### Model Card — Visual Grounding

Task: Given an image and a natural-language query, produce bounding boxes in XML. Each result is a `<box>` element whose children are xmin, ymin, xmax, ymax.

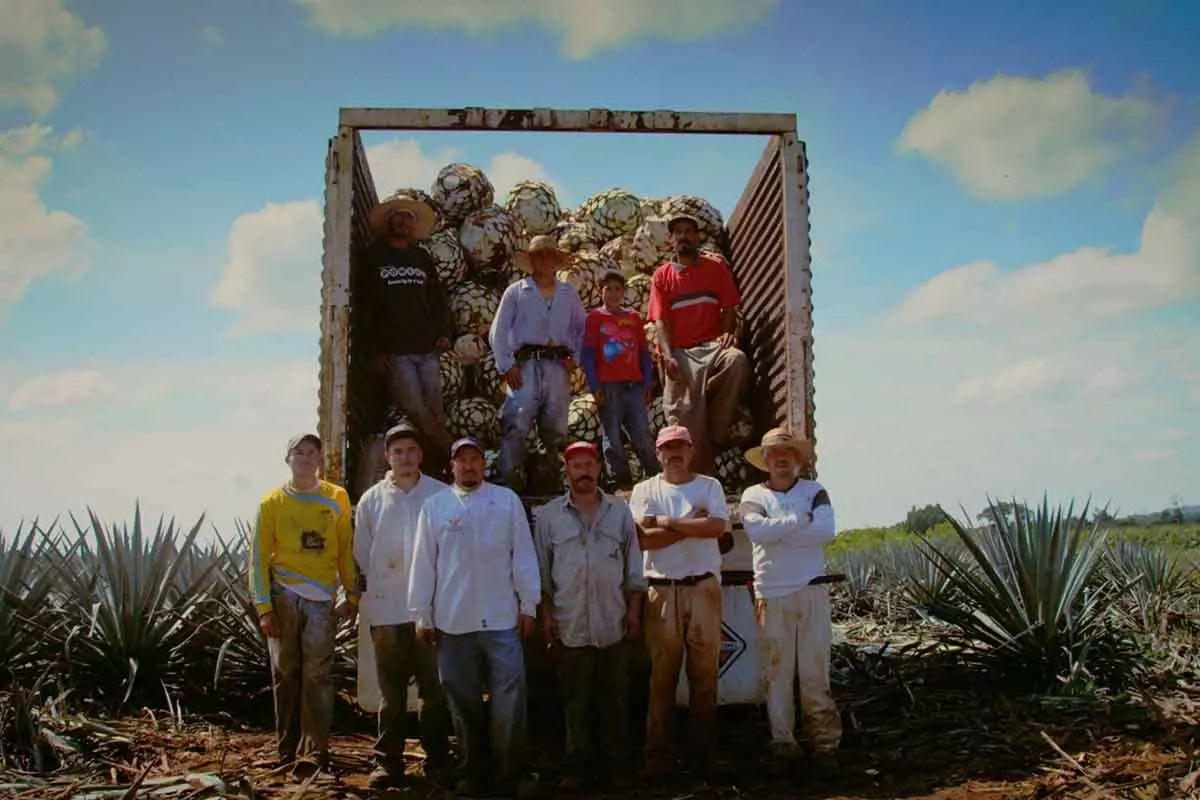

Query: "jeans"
<box><xmin>387</xmin><ymin>353</ymin><xmax>452</xmax><ymax>473</ymax></box>
<box><xmin>643</xmin><ymin>575</ymin><xmax>722</xmax><ymax>762</ymax></box>
<box><xmin>436</xmin><ymin>628</ymin><xmax>529</xmax><ymax>787</ymax></box>
<box><xmin>598</xmin><ymin>382</ymin><xmax>659</xmax><ymax>488</ymax></box>
<box><xmin>756</xmin><ymin>586</ymin><xmax>842</xmax><ymax>752</ymax></box>
<box><xmin>268</xmin><ymin>584</ymin><xmax>336</xmax><ymax>762</ymax></box>
<box><xmin>556</xmin><ymin>641</ymin><xmax>630</xmax><ymax>779</ymax></box>
<box><xmin>370</xmin><ymin>623</ymin><xmax>453</xmax><ymax>770</ymax></box>
<box><xmin>498</xmin><ymin>359</ymin><xmax>570</xmax><ymax>489</ymax></box>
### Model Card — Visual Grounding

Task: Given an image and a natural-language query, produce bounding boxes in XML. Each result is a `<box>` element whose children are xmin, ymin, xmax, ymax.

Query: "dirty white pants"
<box><xmin>755</xmin><ymin>585</ymin><xmax>842</xmax><ymax>752</ymax></box>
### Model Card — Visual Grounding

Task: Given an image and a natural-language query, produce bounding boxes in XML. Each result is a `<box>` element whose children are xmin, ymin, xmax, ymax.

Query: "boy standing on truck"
<box><xmin>648</xmin><ymin>213</ymin><xmax>750</xmax><ymax>476</ymax></box>
<box><xmin>489</xmin><ymin>234</ymin><xmax>587</xmax><ymax>493</ymax></box>
<box><xmin>580</xmin><ymin>269</ymin><xmax>660</xmax><ymax>491</ymax></box>
<box><xmin>408</xmin><ymin>437</ymin><xmax>542</xmax><ymax>797</ymax></box>
<box><xmin>249</xmin><ymin>433</ymin><xmax>360</xmax><ymax>772</ymax></box>
<box><xmin>740</xmin><ymin>428</ymin><xmax>842</xmax><ymax>778</ymax></box>
<box><xmin>365</xmin><ymin>191</ymin><xmax>455</xmax><ymax>476</ymax></box>
<box><xmin>353</xmin><ymin>422</ymin><xmax>453</xmax><ymax>790</ymax></box>
<box><xmin>534</xmin><ymin>441</ymin><xmax>646</xmax><ymax>791</ymax></box>
<box><xmin>628</xmin><ymin>425</ymin><xmax>729</xmax><ymax>780</ymax></box>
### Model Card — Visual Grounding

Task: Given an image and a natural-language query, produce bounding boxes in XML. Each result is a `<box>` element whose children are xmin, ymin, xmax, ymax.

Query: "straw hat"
<box><xmin>369</xmin><ymin>191</ymin><xmax>437</xmax><ymax>242</ymax></box>
<box><xmin>515</xmin><ymin>234</ymin><xmax>572</xmax><ymax>271</ymax></box>
<box><xmin>745</xmin><ymin>427</ymin><xmax>815</xmax><ymax>472</ymax></box>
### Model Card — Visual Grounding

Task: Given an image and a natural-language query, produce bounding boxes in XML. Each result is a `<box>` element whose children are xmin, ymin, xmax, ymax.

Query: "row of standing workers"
<box><xmin>247</xmin><ymin>191</ymin><xmax>842</xmax><ymax>796</ymax></box>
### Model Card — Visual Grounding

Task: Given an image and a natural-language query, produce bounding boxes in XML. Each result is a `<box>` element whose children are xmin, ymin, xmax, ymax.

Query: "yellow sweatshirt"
<box><xmin>249</xmin><ymin>480</ymin><xmax>359</xmax><ymax>616</ymax></box>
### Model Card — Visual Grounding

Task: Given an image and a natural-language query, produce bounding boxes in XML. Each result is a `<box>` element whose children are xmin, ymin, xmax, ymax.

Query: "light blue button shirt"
<box><xmin>489</xmin><ymin>278</ymin><xmax>587</xmax><ymax>373</ymax></box>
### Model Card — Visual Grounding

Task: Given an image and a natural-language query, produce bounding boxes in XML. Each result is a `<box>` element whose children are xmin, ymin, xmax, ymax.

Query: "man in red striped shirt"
<box><xmin>647</xmin><ymin>214</ymin><xmax>750</xmax><ymax>476</ymax></box>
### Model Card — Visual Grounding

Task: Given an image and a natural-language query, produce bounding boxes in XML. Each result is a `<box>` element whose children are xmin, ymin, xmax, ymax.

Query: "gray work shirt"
<box><xmin>534</xmin><ymin>491</ymin><xmax>647</xmax><ymax>649</ymax></box>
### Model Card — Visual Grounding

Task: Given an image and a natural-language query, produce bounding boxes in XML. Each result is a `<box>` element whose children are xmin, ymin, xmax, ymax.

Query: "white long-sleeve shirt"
<box><xmin>408</xmin><ymin>481</ymin><xmax>541</xmax><ymax>635</ymax></box>
<box><xmin>353</xmin><ymin>472</ymin><xmax>448</xmax><ymax>627</ymax></box>
<box><xmin>739</xmin><ymin>479</ymin><xmax>837</xmax><ymax>599</ymax></box>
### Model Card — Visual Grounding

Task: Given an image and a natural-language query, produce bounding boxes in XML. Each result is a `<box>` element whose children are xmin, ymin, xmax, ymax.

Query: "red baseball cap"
<box><xmin>563</xmin><ymin>441</ymin><xmax>599</xmax><ymax>460</ymax></box>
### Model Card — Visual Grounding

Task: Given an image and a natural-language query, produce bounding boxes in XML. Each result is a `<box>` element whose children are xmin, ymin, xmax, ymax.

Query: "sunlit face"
<box><xmin>763</xmin><ymin>446</ymin><xmax>801</xmax><ymax>482</ymax></box>
<box><xmin>388</xmin><ymin>210</ymin><xmax>415</xmax><ymax>240</ymax></box>
<box><xmin>529</xmin><ymin>249</ymin><xmax>560</xmax><ymax>277</ymax></box>
<box><xmin>565</xmin><ymin>453</ymin><xmax>600</xmax><ymax>493</ymax></box>
<box><xmin>601</xmin><ymin>279</ymin><xmax>625</xmax><ymax>309</ymax></box>
<box><xmin>656</xmin><ymin>439</ymin><xmax>693</xmax><ymax>471</ymax></box>
<box><xmin>386</xmin><ymin>436</ymin><xmax>422</xmax><ymax>477</ymax></box>
<box><xmin>669</xmin><ymin>220</ymin><xmax>700</xmax><ymax>257</ymax></box>
<box><xmin>287</xmin><ymin>440</ymin><xmax>322</xmax><ymax>482</ymax></box>
<box><xmin>451</xmin><ymin>446</ymin><xmax>485</xmax><ymax>488</ymax></box>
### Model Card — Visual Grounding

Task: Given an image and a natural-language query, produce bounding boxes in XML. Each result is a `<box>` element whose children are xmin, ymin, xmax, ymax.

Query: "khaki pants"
<box><xmin>663</xmin><ymin>340</ymin><xmax>750</xmax><ymax>475</ymax></box>
<box><xmin>370</xmin><ymin>623</ymin><xmax>452</xmax><ymax>771</ymax></box>
<box><xmin>643</xmin><ymin>575</ymin><xmax>722</xmax><ymax>760</ymax></box>
<box><xmin>755</xmin><ymin>586</ymin><xmax>842</xmax><ymax>753</ymax></box>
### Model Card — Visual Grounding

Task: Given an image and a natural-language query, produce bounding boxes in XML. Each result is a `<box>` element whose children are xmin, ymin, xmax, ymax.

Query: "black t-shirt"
<box><xmin>365</xmin><ymin>243</ymin><xmax>453</xmax><ymax>355</ymax></box>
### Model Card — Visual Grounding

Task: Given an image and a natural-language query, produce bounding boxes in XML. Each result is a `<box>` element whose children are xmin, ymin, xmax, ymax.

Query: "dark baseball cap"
<box><xmin>384</xmin><ymin>421</ymin><xmax>422</xmax><ymax>447</ymax></box>
<box><xmin>286</xmin><ymin>433</ymin><xmax>322</xmax><ymax>455</ymax></box>
<box><xmin>450</xmin><ymin>437</ymin><xmax>484</xmax><ymax>459</ymax></box>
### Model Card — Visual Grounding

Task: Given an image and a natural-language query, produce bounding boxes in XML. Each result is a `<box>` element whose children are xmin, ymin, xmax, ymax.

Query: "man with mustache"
<box><xmin>647</xmin><ymin>213</ymin><xmax>750</xmax><ymax>476</ymax></box>
<box><xmin>628</xmin><ymin>425</ymin><xmax>729</xmax><ymax>779</ymax></box>
<box><xmin>533</xmin><ymin>441</ymin><xmax>646</xmax><ymax>791</ymax></box>
<box><xmin>408</xmin><ymin>437</ymin><xmax>541</xmax><ymax>798</ymax></box>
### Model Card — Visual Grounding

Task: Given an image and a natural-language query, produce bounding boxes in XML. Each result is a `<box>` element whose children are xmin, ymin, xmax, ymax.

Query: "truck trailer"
<box><xmin>317</xmin><ymin>106</ymin><xmax>818</xmax><ymax>710</ymax></box>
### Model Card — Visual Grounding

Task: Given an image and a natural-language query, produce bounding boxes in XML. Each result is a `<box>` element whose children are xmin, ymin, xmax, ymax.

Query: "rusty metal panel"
<box><xmin>319</xmin><ymin>129</ymin><xmax>354</xmax><ymax>485</ymax></box>
<box><xmin>340</xmin><ymin>106</ymin><xmax>796</xmax><ymax>135</ymax></box>
<box><xmin>727</xmin><ymin>136</ymin><xmax>789</xmax><ymax>448</ymax></box>
<box><xmin>778</xmin><ymin>134</ymin><xmax>816</xmax><ymax>471</ymax></box>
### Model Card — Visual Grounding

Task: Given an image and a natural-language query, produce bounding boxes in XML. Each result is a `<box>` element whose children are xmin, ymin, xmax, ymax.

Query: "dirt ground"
<box><xmin>4</xmin><ymin>651</ymin><xmax>1198</xmax><ymax>800</ymax></box>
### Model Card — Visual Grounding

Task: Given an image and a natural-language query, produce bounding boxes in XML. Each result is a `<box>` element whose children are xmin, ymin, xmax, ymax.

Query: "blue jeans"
<box><xmin>387</xmin><ymin>353</ymin><xmax>452</xmax><ymax>470</ymax></box>
<box><xmin>599</xmin><ymin>382</ymin><xmax>659</xmax><ymax>488</ymax></box>
<box><xmin>498</xmin><ymin>359</ymin><xmax>570</xmax><ymax>488</ymax></box>
<box><xmin>436</xmin><ymin>628</ymin><xmax>528</xmax><ymax>787</ymax></box>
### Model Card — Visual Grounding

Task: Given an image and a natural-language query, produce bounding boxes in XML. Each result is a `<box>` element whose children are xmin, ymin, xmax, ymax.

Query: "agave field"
<box><xmin>1</xmin><ymin>499</ymin><xmax>1198</xmax><ymax>799</ymax></box>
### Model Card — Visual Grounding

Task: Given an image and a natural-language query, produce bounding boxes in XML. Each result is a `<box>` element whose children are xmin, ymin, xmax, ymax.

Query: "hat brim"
<box><xmin>515</xmin><ymin>247</ymin><xmax>572</xmax><ymax>272</ymax></box>
<box><xmin>370</xmin><ymin>196</ymin><xmax>437</xmax><ymax>242</ymax></box>
<box><xmin>667</xmin><ymin>213</ymin><xmax>702</xmax><ymax>232</ymax></box>
<box><xmin>745</xmin><ymin>440</ymin><xmax>814</xmax><ymax>472</ymax></box>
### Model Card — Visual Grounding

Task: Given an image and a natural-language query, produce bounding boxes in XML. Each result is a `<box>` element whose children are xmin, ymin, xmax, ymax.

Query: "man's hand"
<box><xmin>592</xmin><ymin>389</ymin><xmax>605</xmax><ymax>409</ymax></box>
<box><xmin>518</xmin><ymin>614</ymin><xmax>537</xmax><ymax>640</ymax></box>
<box><xmin>434</xmin><ymin>337</ymin><xmax>452</xmax><ymax>351</ymax></box>
<box><xmin>259</xmin><ymin>612</ymin><xmax>281</xmax><ymax>639</ymax></box>
<box><xmin>416</xmin><ymin>626</ymin><xmax>438</xmax><ymax>646</ymax></box>
<box><xmin>541</xmin><ymin>611</ymin><xmax>559</xmax><ymax>647</ymax></box>
<box><xmin>623</xmin><ymin>608</ymin><xmax>642</xmax><ymax>639</ymax></box>
<box><xmin>505</xmin><ymin>365</ymin><xmax>524</xmax><ymax>389</ymax></box>
<box><xmin>644</xmin><ymin>385</ymin><xmax>655</xmax><ymax>405</ymax></box>
<box><xmin>716</xmin><ymin>332</ymin><xmax>736</xmax><ymax>350</ymax></box>
<box><xmin>562</xmin><ymin>356</ymin><xmax>576</xmax><ymax>372</ymax></box>
<box><xmin>663</xmin><ymin>354</ymin><xmax>682</xmax><ymax>381</ymax></box>
<box><xmin>375</xmin><ymin>353</ymin><xmax>391</xmax><ymax>377</ymax></box>
<box><xmin>336</xmin><ymin>599</ymin><xmax>358</xmax><ymax>626</ymax></box>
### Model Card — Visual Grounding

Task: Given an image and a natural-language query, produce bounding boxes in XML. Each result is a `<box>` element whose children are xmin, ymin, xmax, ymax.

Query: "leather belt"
<box><xmin>648</xmin><ymin>572</ymin><xmax>714</xmax><ymax>587</ymax></box>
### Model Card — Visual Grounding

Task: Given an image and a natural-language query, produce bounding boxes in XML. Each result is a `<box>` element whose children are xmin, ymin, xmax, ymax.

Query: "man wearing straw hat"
<box><xmin>490</xmin><ymin>234</ymin><xmax>588</xmax><ymax>492</ymax></box>
<box><xmin>647</xmin><ymin>213</ymin><xmax>750</xmax><ymax>476</ymax></box>
<box><xmin>740</xmin><ymin>428</ymin><xmax>842</xmax><ymax>777</ymax></box>
<box><xmin>365</xmin><ymin>190</ymin><xmax>455</xmax><ymax>476</ymax></box>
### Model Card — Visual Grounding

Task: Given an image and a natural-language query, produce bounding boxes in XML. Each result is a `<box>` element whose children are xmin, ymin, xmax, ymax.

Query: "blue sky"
<box><xmin>1</xmin><ymin>0</ymin><xmax>1198</xmax><ymax>532</ymax></box>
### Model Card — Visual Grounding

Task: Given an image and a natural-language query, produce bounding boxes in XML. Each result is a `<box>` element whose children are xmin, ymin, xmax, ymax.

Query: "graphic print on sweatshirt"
<box><xmin>379</xmin><ymin>264</ymin><xmax>428</xmax><ymax>287</ymax></box>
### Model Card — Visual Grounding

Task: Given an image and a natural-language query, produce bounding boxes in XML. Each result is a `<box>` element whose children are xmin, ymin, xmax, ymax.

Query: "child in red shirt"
<box><xmin>581</xmin><ymin>270</ymin><xmax>661</xmax><ymax>489</ymax></box>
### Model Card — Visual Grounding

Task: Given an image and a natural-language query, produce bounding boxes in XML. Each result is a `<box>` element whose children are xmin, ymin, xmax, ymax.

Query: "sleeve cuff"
<box><xmin>519</xmin><ymin>602</ymin><xmax>538</xmax><ymax>618</ymax></box>
<box><xmin>256</xmin><ymin>602</ymin><xmax>274</xmax><ymax>616</ymax></box>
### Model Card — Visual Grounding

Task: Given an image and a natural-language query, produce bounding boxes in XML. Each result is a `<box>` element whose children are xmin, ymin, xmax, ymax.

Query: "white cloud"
<box><xmin>898</xmin><ymin>69</ymin><xmax>1164</xmax><ymax>200</ymax></box>
<box><xmin>0</xmin><ymin>359</ymin><xmax>320</xmax><ymax>535</ymax></box>
<box><xmin>296</xmin><ymin>0</ymin><xmax>777</xmax><ymax>59</ymax></box>
<box><xmin>200</xmin><ymin>25</ymin><xmax>225</xmax><ymax>47</ymax></box>
<box><xmin>213</xmin><ymin>141</ymin><xmax>559</xmax><ymax>332</ymax></box>
<box><xmin>952</xmin><ymin>358</ymin><xmax>1057</xmax><ymax>406</ymax></box>
<box><xmin>893</xmin><ymin>131</ymin><xmax>1200</xmax><ymax>326</ymax></box>
<box><xmin>1134</xmin><ymin>449</ymin><xmax>1175</xmax><ymax>463</ymax></box>
<box><xmin>0</xmin><ymin>0</ymin><xmax>107</xmax><ymax>117</ymax></box>
<box><xmin>8</xmin><ymin>368</ymin><xmax>111</xmax><ymax>410</ymax></box>
<box><xmin>0</xmin><ymin>123</ymin><xmax>90</xmax><ymax>315</ymax></box>
<box><xmin>210</xmin><ymin>200</ymin><xmax>324</xmax><ymax>334</ymax></box>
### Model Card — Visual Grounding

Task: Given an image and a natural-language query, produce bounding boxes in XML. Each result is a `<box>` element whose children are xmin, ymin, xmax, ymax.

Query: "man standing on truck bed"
<box><xmin>365</xmin><ymin>190</ymin><xmax>455</xmax><ymax>477</ymax></box>
<box><xmin>534</xmin><ymin>441</ymin><xmax>646</xmax><ymax>791</ymax></box>
<box><xmin>249</xmin><ymin>433</ymin><xmax>359</xmax><ymax>773</ymax></box>
<box><xmin>489</xmin><ymin>234</ymin><xmax>587</xmax><ymax>493</ymax></box>
<box><xmin>740</xmin><ymin>428</ymin><xmax>842</xmax><ymax>778</ymax></box>
<box><xmin>353</xmin><ymin>422</ymin><xmax>453</xmax><ymax>790</ymax></box>
<box><xmin>628</xmin><ymin>425</ymin><xmax>729</xmax><ymax>780</ymax></box>
<box><xmin>648</xmin><ymin>213</ymin><xmax>750</xmax><ymax>476</ymax></box>
<box><xmin>408</xmin><ymin>437</ymin><xmax>542</xmax><ymax>797</ymax></box>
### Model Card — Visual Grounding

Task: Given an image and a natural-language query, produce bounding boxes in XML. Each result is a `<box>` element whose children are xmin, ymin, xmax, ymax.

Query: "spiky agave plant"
<box><xmin>0</xmin><ymin>522</ymin><xmax>64</xmax><ymax>688</ymax></box>
<box><xmin>1105</xmin><ymin>539</ymin><xmax>1196</xmax><ymax>637</ymax></box>
<box><xmin>46</xmin><ymin>506</ymin><xmax>219</xmax><ymax>713</ymax></box>
<box><xmin>208</xmin><ymin>523</ymin><xmax>273</xmax><ymax>709</ymax></box>
<box><xmin>912</xmin><ymin>497</ymin><xmax>1135</xmax><ymax>690</ymax></box>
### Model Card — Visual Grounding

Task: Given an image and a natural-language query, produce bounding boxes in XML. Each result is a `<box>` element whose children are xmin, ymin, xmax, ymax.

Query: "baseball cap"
<box><xmin>384</xmin><ymin>421</ymin><xmax>422</xmax><ymax>447</ymax></box>
<box><xmin>286</xmin><ymin>433</ymin><xmax>322</xmax><ymax>455</ymax></box>
<box><xmin>450</xmin><ymin>437</ymin><xmax>484</xmax><ymax>458</ymax></box>
<box><xmin>563</xmin><ymin>441</ymin><xmax>599</xmax><ymax>460</ymax></box>
<box><xmin>655</xmin><ymin>425</ymin><xmax>692</xmax><ymax>448</ymax></box>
